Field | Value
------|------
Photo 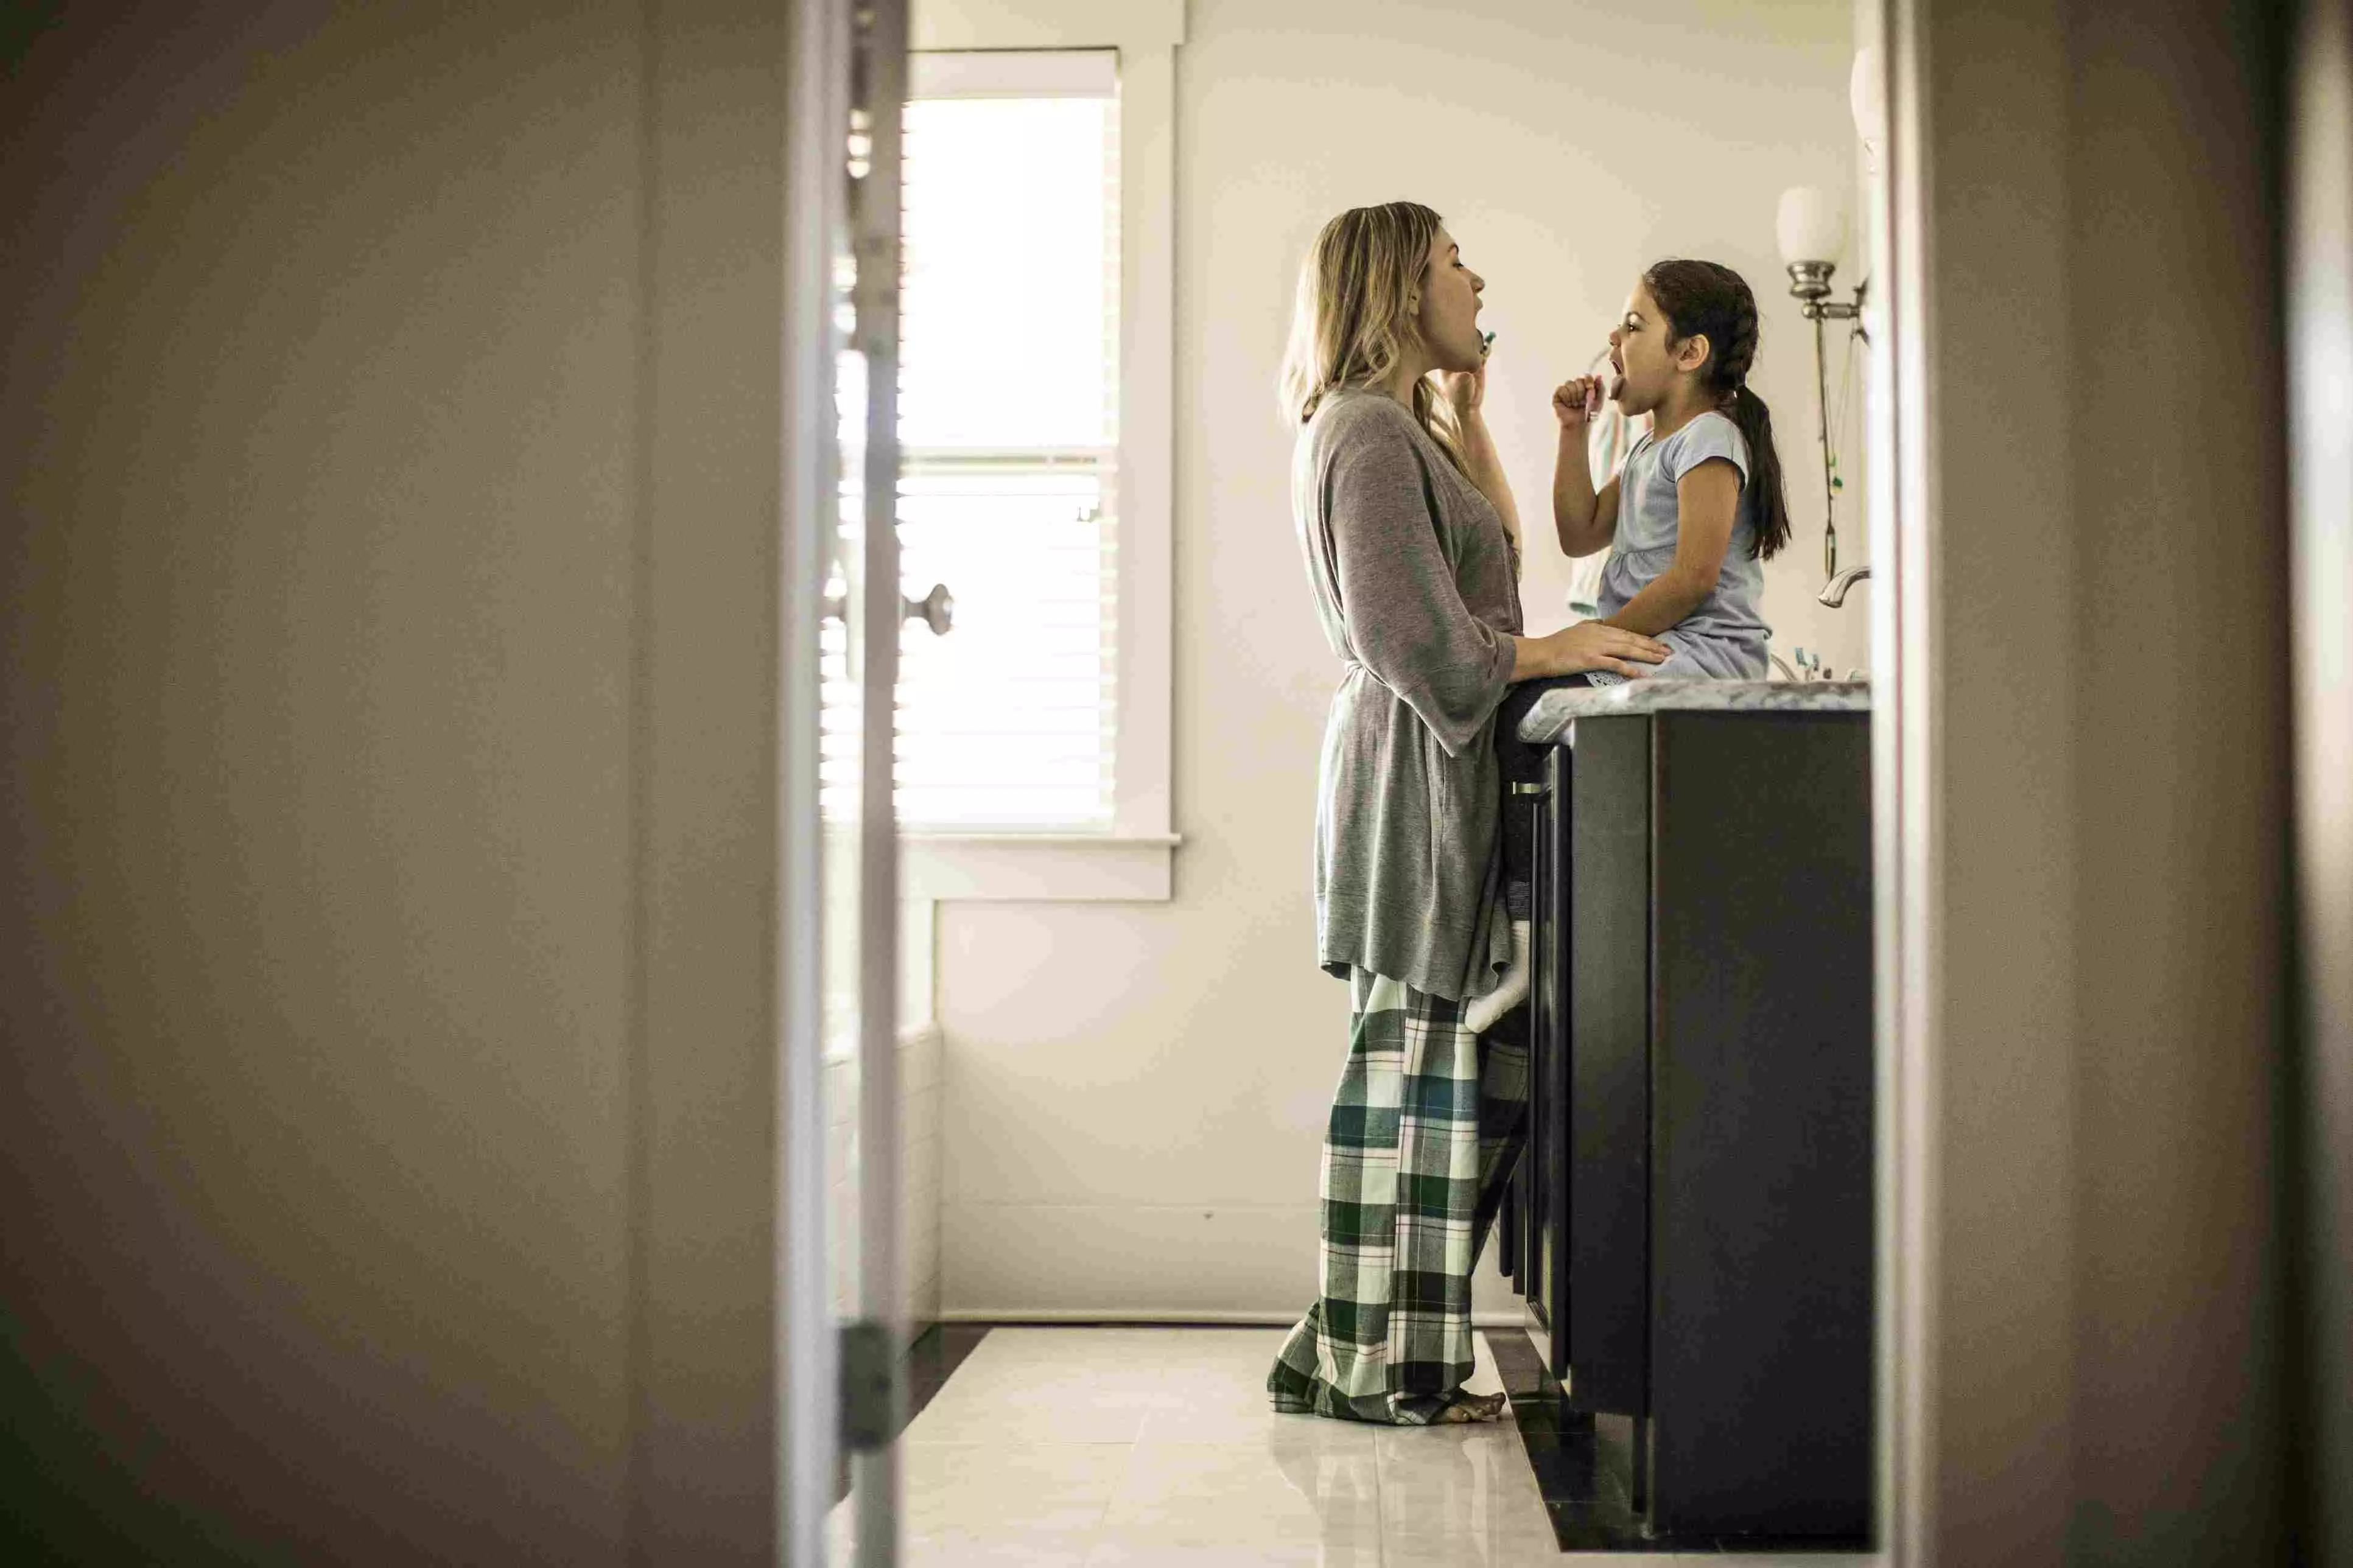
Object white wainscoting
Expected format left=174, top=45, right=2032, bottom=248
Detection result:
left=823, top=898, right=944, bottom=1344
left=826, top=1022, right=944, bottom=1343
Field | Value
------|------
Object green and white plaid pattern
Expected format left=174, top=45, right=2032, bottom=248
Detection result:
left=1268, top=969, right=1529, bottom=1424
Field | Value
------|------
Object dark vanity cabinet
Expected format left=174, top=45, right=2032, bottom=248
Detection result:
left=1510, top=702, right=1873, bottom=1544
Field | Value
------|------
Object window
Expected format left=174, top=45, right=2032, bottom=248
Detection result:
left=849, top=13, right=1180, bottom=902
left=892, top=53, right=1122, bottom=830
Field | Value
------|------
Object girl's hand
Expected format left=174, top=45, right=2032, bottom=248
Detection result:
left=1552, top=376, right=1604, bottom=430
left=1439, top=359, right=1488, bottom=419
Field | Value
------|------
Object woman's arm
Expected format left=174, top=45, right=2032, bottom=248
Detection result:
left=1442, top=363, right=1521, bottom=551
left=1321, top=404, right=1668, bottom=752
left=1322, top=405, right=1523, bottom=754
left=1551, top=376, right=1619, bottom=558
left=1602, top=457, right=1739, bottom=637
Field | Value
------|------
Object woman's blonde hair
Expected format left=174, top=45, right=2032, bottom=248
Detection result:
left=1278, top=200, right=1468, bottom=474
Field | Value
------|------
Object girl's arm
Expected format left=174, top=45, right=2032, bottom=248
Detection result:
left=1551, top=376, right=1619, bottom=557
left=1602, top=458, right=1740, bottom=637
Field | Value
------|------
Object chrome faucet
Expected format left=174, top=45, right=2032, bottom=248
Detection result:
left=1818, top=564, right=1873, bottom=607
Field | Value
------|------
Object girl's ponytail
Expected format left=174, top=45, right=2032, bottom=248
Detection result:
left=1723, top=384, right=1790, bottom=561
left=1641, top=259, right=1792, bottom=561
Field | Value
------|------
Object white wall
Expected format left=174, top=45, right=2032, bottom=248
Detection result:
left=939, top=0, right=1860, bottom=1319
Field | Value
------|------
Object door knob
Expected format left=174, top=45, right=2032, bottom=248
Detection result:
left=903, top=584, right=953, bottom=636
left=821, top=584, right=952, bottom=635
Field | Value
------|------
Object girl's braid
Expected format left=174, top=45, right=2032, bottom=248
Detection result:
left=1711, top=262, right=1761, bottom=392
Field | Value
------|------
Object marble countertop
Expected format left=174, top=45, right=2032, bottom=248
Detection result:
left=1517, top=679, right=1871, bottom=743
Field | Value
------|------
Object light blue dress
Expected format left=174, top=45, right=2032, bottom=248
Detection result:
left=1593, top=409, right=1771, bottom=679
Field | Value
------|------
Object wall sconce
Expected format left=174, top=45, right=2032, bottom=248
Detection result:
left=1777, top=186, right=1868, bottom=583
left=1850, top=46, right=1885, bottom=173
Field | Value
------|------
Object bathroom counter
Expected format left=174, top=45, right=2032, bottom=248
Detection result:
left=1504, top=694, right=1872, bottom=1542
left=1517, top=677, right=1870, bottom=743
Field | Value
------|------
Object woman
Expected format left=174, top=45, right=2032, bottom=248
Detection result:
left=1266, top=202, right=1668, bottom=1425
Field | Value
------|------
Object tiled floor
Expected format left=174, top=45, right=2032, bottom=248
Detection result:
left=827, top=1326, right=1850, bottom=1566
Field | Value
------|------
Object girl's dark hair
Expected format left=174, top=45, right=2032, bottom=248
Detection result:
left=1641, top=259, right=1790, bottom=560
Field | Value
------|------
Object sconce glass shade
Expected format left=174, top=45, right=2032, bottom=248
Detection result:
left=1850, top=46, right=1885, bottom=145
left=1776, top=186, right=1846, bottom=267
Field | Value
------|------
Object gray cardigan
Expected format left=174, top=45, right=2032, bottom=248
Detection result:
left=1293, top=389, right=1521, bottom=1002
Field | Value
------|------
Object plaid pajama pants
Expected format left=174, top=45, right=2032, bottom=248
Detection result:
left=1266, top=968, right=1530, bottom=1424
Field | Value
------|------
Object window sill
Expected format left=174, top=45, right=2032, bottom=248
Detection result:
left=903, top=831, right=1180, bottom=902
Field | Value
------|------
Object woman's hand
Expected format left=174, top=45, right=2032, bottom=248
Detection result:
left=1511, top=620, right=1671, bottom=681
left=1552, top=375, right=1604, bottom=430
left=1439, top=357, right=1488, bottom=421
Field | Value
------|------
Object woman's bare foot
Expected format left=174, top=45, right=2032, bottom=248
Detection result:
left=1431, top=1391, right=1510, bottom=1424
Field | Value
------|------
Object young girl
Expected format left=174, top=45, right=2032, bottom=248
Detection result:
left=1468, top=259, right=1790, bottom=1032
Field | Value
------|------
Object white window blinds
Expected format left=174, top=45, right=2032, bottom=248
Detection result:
left=886, top=52, right=1123, bottom=830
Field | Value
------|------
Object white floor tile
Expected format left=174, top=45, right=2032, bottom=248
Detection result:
left=1138, top=1338, right=1303, bottom=1444
left=1141, top=1392, right=1316, bottom=1445
left=958, top=1325, right=1190, bottom=1365
left=1376, top=1426, right=1555, bottom=1549
left=882, top=1325, right=1672, bottom=1568
left=921, top=1332, right=1174, bottom=1390
left=1084, top=1546, right=1382, bottom=1567
left=1155, top=1325, right=1292, bottom=1355
left=899, top=1441, right=1131, bottom=1536
left=1379, top=1531, right=1562, bottom=1567
left=892, top=1525, right=1100, bottom=1564
left=907, top=1381, right=1162, bottom=1445
left=1098, top=1435, right=1384, bottom=1556
left=906, top=1331, right=1170, bottom=1445
left=1147, top=1327, right=1292, bottom=1376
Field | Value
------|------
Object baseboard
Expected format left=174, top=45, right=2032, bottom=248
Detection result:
left=938, top=1307, right=1529, bottom=1329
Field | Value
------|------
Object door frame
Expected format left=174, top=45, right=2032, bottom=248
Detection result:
left=628, top=0, right=808, bottom=1558
left=780, top=0, right=850, bottom=1559
left=2288, top=0, right=2353, bottom=1550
